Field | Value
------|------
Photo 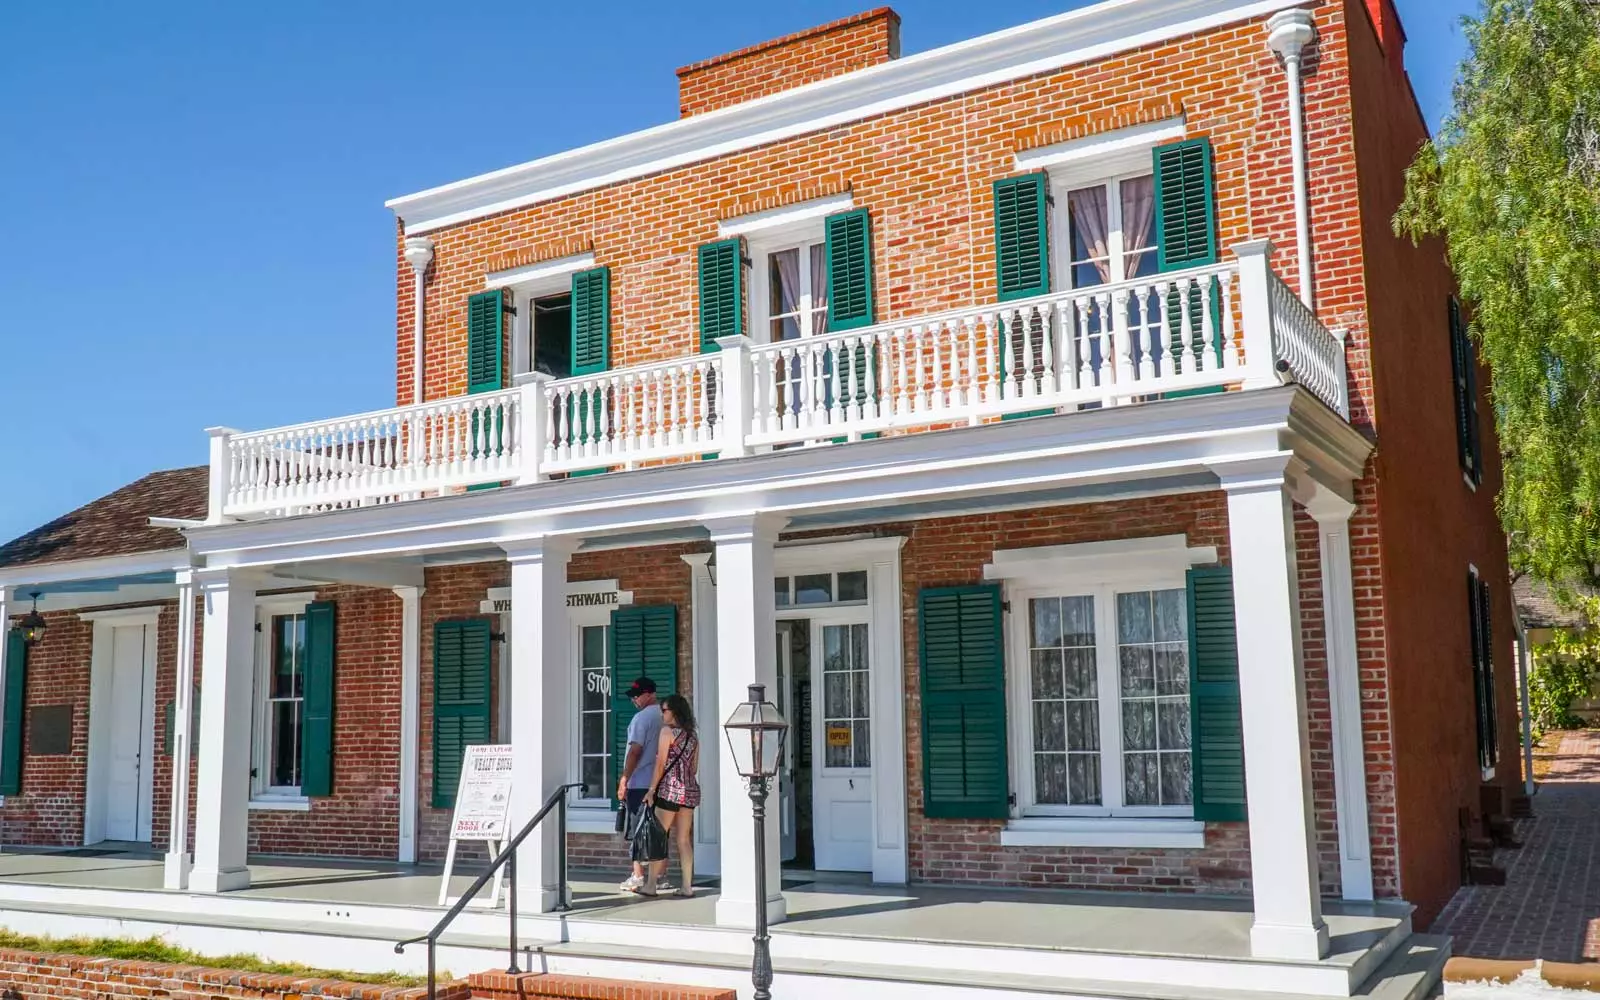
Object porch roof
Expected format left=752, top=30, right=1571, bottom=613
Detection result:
left=0, top=465, right=205, bottom=572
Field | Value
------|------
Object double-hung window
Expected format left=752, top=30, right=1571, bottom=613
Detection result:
left=253, top=595, right=315, bottom=802
left=576, top=621, right=612, bottom=805
left=1062, top=172, right=1159, bottom=291
left=1014, top=581, right=1192, bottom=815
left=750, top=234, right=831, bottom=422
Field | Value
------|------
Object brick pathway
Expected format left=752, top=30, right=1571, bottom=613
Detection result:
left=1434, top=730, right=1600, bottom=961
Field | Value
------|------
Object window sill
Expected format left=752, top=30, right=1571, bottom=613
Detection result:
left=249, top=797, right=311, bottom=812
left=1000, top=817, right=1206, bottom=849
left=567, top=807, right=619, bottom=835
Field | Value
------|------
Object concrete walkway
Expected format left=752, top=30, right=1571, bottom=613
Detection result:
left=1435, top=730, right=1600, bottom=962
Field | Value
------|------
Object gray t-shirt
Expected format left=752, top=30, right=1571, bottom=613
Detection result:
left=626, top=703, right=663, bottom=790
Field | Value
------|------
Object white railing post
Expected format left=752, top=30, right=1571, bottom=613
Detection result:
left=1233, top=240, right=1279, bottom=389
left=514, top=372, right=553, bottom=485
left=1331, top=325, right=1350, bottom=419
left=715, top=335, right=753, bottom=459
left=205, top=426, right=237, bottom=523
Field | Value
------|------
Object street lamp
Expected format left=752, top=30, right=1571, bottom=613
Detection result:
left=722, top=683, right=788, bottom=1000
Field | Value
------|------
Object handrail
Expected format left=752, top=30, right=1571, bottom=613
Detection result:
left=396, top=781, right=586, bottom=1000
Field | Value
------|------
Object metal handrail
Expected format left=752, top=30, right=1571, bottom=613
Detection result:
left=396, top=781, right=586, bottom=1000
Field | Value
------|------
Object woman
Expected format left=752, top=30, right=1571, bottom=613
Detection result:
left=645, top=693, right=701, bottom=898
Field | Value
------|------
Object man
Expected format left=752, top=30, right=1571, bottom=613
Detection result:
left=617, top=676, right=669, bottom=893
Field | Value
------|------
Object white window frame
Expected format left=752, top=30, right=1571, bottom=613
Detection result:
left=1052, top=169, right=1159, bottom=294
left=985, top=536, right=1214, bottom=848
left=251, top=592, right=317, bottom=809
left=569, top=604, right=614, bottom=810
left=485, top=251, right=594, bottom=379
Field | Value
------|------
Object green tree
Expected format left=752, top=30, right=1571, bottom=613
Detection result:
left=1395, top=0, right=1600, bottom=589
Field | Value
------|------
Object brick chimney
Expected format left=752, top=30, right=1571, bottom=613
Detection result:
left=1363, top=0, right=1407, bottom=77
left=675, top=8, right=902, bottom=118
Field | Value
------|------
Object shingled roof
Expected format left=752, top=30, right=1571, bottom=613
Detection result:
left=0, top=466, right=208, bottom=570
left=1513, top=576, right=1598, bottom=631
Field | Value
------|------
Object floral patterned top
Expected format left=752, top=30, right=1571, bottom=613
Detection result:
left=658, top=729, right=701, bottom=808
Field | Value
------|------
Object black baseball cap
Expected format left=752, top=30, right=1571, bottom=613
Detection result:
left=626, top=677, right=657, bottom=698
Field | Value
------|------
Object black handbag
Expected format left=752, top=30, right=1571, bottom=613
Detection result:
left=628, top=807, right=669, bottom=862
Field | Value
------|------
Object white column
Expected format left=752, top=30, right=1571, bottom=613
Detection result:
left=714, top=335, right=754, bottom=459
left=163, top=571, right=199, bottom=889
left=1266, top=9, right=1317, bottom=309
left=1233, top=240, right=1279, bottom=389
left=1306, top=491, right=1373, bottom=901
left=1515, top=614, right=1535, bottom=799
left=503, top=537, right=574, bottom=913
left=204, top=427, right=237, bottom=525
left=190, top=567, right=258, bottom=893
left=708, top=513, right=787, bottom=929
left=395, top=585, right=423, bottom=864
left=682, top=552, right=721, bottom=877
left=1218, top=460, right=1329, bottom=960
left=404, top=237, right=434, bottom=405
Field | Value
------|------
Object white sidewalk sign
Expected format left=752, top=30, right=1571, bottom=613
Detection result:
left=438, top=743, right=514, bottom=907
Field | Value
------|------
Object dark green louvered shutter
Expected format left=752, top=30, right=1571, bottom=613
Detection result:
left=993, top=174, right=1050, bottom=301
left=0, top=630, right=25, bottom=795
left=432, top=619, right=493, bottom=809
left=466, top=289, right=505, bottom=394
left=698, top=240, right=744, bottom=351
left=1451, top=299, right=1484, bottom=485
left=825, top=210, right=874, bottom=330
left=608, top=605, right=678, bottom=809
left=1187, top=566, right=1246, bottom=821
left=1154, top=139, right=1218, bottom=270
left=919, top=585, right=1008, bottom=819
left=1469, top=575, right=1497, bottom=772
left=300, top=600, right=336, bottom=797
left=571, top=266, right=611, bottom=377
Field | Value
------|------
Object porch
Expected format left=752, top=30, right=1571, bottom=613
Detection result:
left=0, top=848, right=1443, bottom=999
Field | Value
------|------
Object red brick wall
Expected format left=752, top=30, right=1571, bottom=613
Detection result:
left=396, top=4, right=1362, bottom=414
left=892, top=495, right=1347, bottom=894
left=1340, top=0, right=1518, bottom=926
left=0, top=609, right=94, bottom=846
left=151, top=598, right=194, bottom=853
left=675, top=8, right=901, bottom=118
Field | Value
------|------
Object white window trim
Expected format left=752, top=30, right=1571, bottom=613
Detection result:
left=570, top=605, right=614, bottom=809
left=493, top=252, right=595, bottom=380
left=719, top=193, right=853, bottom=240
left=988, top=536, right=1215, bottom=841
left=253, top=593, right=316, bottom=800
left=745, top=224, right=830, bottom=348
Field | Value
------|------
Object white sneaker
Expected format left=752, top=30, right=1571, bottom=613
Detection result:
left=620, top=874, right=643, bottom=892
left=655, top=878, right=675, bottom=893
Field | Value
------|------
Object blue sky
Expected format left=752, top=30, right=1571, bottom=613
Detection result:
left=0, top=0, right=1474, bottom=542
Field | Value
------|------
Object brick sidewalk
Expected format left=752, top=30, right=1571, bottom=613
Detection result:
left=1433, top=730, right=1600, bottom=961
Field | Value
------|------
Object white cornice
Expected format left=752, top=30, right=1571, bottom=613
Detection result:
left=386, top=0, right=1302, bottom=235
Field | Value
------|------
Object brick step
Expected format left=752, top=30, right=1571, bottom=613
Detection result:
left=470, top=970, right=734, bottom=1000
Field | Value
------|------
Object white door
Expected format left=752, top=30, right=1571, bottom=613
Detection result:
left=776, top=626, right=798, bottom=863
left=105, top=625, right=152, bottom=842
left=811, top=618, right=873, bottom=872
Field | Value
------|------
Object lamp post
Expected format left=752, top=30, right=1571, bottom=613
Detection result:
left=722, top=683, right=788, bottom=1000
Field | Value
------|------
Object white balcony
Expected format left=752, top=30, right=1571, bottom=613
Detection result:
left=208, top=242, right=1347, bottom=521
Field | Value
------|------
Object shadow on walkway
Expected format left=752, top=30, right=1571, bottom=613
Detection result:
left=1433, top=730, right=1600, bottom=962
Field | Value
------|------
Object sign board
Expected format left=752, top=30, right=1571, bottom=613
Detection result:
left=826, top=725, right=852, bottom=747
left=438, top=743, right=513, bottom=907
left=479, top=583, right=634, bottom=615
left=450, top=744, right=514, bottom=841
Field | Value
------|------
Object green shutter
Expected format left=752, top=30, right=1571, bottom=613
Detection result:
left=608, top=605, right=678, bottom=809
left=1470, top=575, right=1497, bottom=772
left=1154, top=138, right=1218, bottom=270
left=698, top=239, right=744, bottom=351
left=570, top=266, right=611, bottom=377
left=432, top=619, right=493, bottom=809
left=1458, top=301, right=1483, bottom=485
left=1187, top=566, right=1246, bottom=822
left=0, top=630, right=25, bottom=795
left=466, top=289, right=505, bottom=394
left=300, top=600, right=336, bottom=797
left=825, top=209, right=875, bottom=330
left=918, top=585, right=1008, bottom=819
left=993, top=174, right=1051, bottom=301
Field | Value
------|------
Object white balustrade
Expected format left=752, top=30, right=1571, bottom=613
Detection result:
left=542, top=352, right=723, bottom=474
left=220, top=387, right=521, bottom=517
left=1267, top=271, right=1349, bottom=418
left=211, top=250, right=1348, bottom=520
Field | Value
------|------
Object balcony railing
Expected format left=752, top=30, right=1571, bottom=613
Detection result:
left=208, top=242, right=1346, bottom=520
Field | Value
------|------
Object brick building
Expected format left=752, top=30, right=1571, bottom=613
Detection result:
left=0, top=1, right=1512, bottom=995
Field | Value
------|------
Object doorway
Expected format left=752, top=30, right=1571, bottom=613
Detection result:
left=86, top=618, right=158, bottom=845
left=776, top=612, right=874, bottom=874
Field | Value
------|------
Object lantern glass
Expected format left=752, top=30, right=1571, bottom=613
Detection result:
left=722, top=683, right=789, bottom=780
left=18, top=593, right=46, bottom=647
